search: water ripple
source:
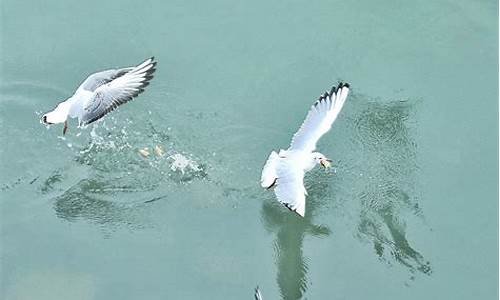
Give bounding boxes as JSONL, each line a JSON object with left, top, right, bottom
{"left": 35, "top": 116, "right": 209, "bottom": 228}
{"left": 342, "top": 95, "right": 431, "bottom": 277}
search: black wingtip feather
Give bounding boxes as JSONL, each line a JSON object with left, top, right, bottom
{"left": 313, "top": 81, "right": 351, "bottom": 106}
{"left": 254, "top": 286, "right": 262, "bottom": 300}
{"left": 337, "top": 81, "right": 350, "bottom": 89}
{"left": 283, "top": 203, "right": 295, "bottom": 213}
{"left": 332, "top": 85, "right": 338, "bottom": 94}
{"left": 330, "top": 81, "right": 351, "bottom": 97}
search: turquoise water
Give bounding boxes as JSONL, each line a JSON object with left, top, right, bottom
{"left": 1, "top": 0, "right": 498, "bottom": 299}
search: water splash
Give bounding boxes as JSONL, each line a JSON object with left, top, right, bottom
{"left": 37, "top": 116, "right": 208, "bottom": 228}
{"left": 168, "top": 153, "right": 201, "bottom": 174}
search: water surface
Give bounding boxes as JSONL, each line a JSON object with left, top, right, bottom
{"left": 1, "top": 0, "right": 498, "bottom": 299}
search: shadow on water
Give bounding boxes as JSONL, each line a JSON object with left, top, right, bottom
{"left": 52, "top": 178, "right": 147, "bottom": 229}
{"left": 261, "top": 180, "right": 331, "bottom": 300}
{"left": 341, "top": 95, "right": 432, "bottom": 277}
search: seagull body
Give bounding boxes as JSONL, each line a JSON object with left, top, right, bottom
{"left": 261, "top": 82, "right": 350, "bottom": 217}
{"left": 41, "top": 57, "right": 156, "bottom": 134}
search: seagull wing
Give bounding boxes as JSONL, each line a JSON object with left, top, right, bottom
{"left": 289, "top": 82, "right": 350, "bottom": 152}
{"left": 254, "top": 286, "right": 263, "bottom": 300}
{"left": 274, "top": 159, "right": 307, "bottom": 217}
{"left": 77, "top": 68, "right": 133, "bottom": 93}
{"left": 261, "top": 151, "right": 280, "bottom": 188}
{"left": 79, "top": 57, "right": 156, "bottom": 126}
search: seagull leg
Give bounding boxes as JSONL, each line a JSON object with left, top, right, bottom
{"left": 63, "top": 121, "right": 68, "bottom": 135}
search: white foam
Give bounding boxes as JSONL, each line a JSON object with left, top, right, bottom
{"left": 168, "top": 153, "right": 201, "bottom": 175}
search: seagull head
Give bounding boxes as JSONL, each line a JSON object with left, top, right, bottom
{"left": 41, "top": 102, "right": 71, "bottom": 125}
{"left": 41, "top": 110, "right": 64, "bottom": 125}
{"left": 40, "top": 113, "right": 53, "bottom": 125}
{"left": 312, "top": 152, "right": 332, "bottom": 169}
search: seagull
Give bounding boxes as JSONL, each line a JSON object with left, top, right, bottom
{"left": 41, "top": 57, "right": 156, "bottom": 134}
{"left": 260, "top": 82, "right": 350, "bottom": 217}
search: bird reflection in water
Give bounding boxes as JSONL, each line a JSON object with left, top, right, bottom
{"left": 50, "top": 177, "right": 152, "bottom": 230}
{"left": 261, "top": 180, "right": 331, "bottom": 300}
{"left": 345, "top": 98, "right": 432, "bottom": 277}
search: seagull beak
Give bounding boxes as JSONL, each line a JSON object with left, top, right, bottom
{"left": 320, "top": 159, "right": 332, "bottom": 169}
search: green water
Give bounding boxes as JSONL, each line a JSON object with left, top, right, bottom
{"left": 0, "top": 0, "right": 498, "bottom": 299}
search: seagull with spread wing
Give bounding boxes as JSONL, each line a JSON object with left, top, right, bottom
{"left": 41, "top": 57, "right": 156, "bottom": 134}
{"left": 261, "top": 82, "right": 350, "bottom": 217}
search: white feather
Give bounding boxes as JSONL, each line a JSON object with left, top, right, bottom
{"left": 274, "top": 157, "right": 307, "bottom": 217}
{"left": 261, "top": 151, "right": 280, "bottom": 188}
{"left": 289, "top": 84, "right": 349, "bottom": 152}
{"left": 261, "top": 83, "right": 350, "bottom": 217}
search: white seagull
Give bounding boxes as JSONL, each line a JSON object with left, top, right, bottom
{"left": 41, "top": 57, "right": 156, "bottom": 134}
{"left": 261, "top": 82, "right": 350, "bottom": 217}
